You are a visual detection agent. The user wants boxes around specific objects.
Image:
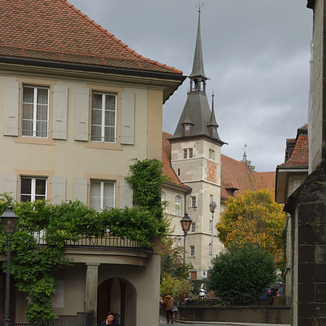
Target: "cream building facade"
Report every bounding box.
[0,1,185,325]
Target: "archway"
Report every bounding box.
[97,278,136,326]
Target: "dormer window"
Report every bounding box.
[183,123,192,136]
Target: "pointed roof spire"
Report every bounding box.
[207,92,219,127]
[189,7,207,80]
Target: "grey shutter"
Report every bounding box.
[4,81,19,136]
[53,85,68,140]
[74,87,89,141]
[119,180,133,208]
[51,176,66,204]
[120,92,135,145]
[1,174,17,200]
[73,177,88,204]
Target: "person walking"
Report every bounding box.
[163,293,174,324]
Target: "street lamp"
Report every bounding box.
[209,201,217,268]
[1,206,18,326]
[180,213,192,264]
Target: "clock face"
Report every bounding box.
[207,162,217,183]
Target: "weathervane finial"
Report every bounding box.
[196,1,204,12]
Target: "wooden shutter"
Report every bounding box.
[119,179,133,208]
[4,81,19,136]
[53,85,68,140]
[73,177,88,204]
[74,87,90,141]
[1,174,17,200]
[120,92,135,145]
[51,176,66,204]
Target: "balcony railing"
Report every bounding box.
[64,235,143,249]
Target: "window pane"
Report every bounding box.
[104,127,115,142]
[92,93,102,109]
[22,104,33,119]
[35,179,46,195]
[105,111,115,127]
[36,121,47,137]
[103,182,114,208]
[22,120,33,136]
[90,181,101,197]
[21,195,31,202]
[91,126,101,141]
[21,178,31,195]
[91,109,102,125]
[37,88,48,105]
[105,95,115,111]
[23,87,34,103]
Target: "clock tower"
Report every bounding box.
[169,8,226,279]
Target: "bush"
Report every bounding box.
[208,244,277,302]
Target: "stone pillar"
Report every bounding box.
[86,263,100,326]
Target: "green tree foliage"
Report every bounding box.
[0,158,168,322]
[216,189,285,265]
[208,245,277,303]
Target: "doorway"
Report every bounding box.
[97,278,136,326]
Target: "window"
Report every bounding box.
[161,192,166,211]
[90,180,115,211]
[210,194,214,203]
[22,86,49,138]
[178,169,180,176]
[175,195,181,216]
[20,177,47,202]
[209,243,212,255]
[209,149,215,160]
[91,92,117,143]
[190,245,195,256]
[183,148,194,159]
[191,222,196,232]
[191,196,196,207]
[189,148,193,158]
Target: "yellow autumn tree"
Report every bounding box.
[216,189,285,265]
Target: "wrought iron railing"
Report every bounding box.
[64,234,144,249]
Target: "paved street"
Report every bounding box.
[159,316,289,326]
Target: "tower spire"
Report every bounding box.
[189,6,207,93]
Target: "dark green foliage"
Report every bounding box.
[125,158,166,218]
[208,244,276,304]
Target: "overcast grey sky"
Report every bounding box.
[69,0,312,172]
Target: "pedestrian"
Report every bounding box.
[100,312,120,326]
[163,293,174,324]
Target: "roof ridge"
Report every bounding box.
[61,0,183,75]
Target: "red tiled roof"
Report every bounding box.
[221,154,276,200]
[162,132,191,191]
[0,0,183,75]
[278,134,309,168]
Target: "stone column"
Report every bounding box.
[86,263,100,326]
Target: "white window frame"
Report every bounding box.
[91,92,117,143]
[90,180,115,211]
[191,222,196,232]
[191,196,196,207]
[20,177,47,202]
[190,245,195,256]
[22,85,49,138]
[175,195,181,216]
[183,148,187,159]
